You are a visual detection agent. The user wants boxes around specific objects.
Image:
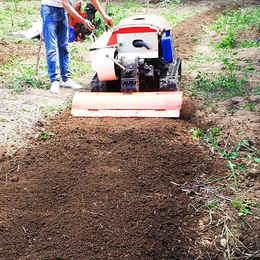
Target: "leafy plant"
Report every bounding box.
[209,103,217,113]
[40,105,60,114]
[43,132,55,141]
[192,52,223,63]
[212,8,260,33]
[189,127,221,149]
[191,36,199,42]
[230,108,238,115]
[7,84,23,94]
[252,84,260,95]
[239,40,260,48]
[189,128,259,171]
[1,118,7,122]
[40,101,72,114]
[244,101,256,111]
[192,58,249,100]
[218,31,237,49]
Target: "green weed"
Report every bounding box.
[43,132,55,141]
[209,103,217,113]
[122,0,144,9]
[252,84,260,95]
[193,71,246,100]
[204,198,221,225]
[229,108,238,115]
[189,127,221,150]
[0,1,40,39]
[64,100,72,109]
[40,105,60,114]
[7,84,23,94]
[160,0,181,6]
[239,40,260,48]
[212,8,260,33]
[69,60,92,78]
[189,128,260,174]
[218,31,237,49]
[1,56,50,89]
[192,58,250,100]
[191,36,199,42]
[162,11,197,26]
[40,101,72,114]
[244,101,256,111]
[192,52,223,63]
[190,127,260,256]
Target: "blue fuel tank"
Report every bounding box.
[161,30,174,63]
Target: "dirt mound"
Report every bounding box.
[172,8,221,59]
[0,40,38,67]
[1,111,227,260]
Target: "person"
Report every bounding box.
[41,0,113,94]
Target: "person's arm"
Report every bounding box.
[89,0,113,27]
[62,0,95,31]
[62,0,113,31]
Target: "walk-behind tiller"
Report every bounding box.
[71,15,183,117]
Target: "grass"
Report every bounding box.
[40,100,72,114]
[252,84,260,95]
[212,8,260,33]
[189,127,260,258]
[161,10,198,26]
[0,1,40,39]
[239,40,260,48]
[189,127,260,180]
[191,61,247,100]
[186,52,258,101]
[185,7,260,103]
[1,56,50,91]
[211,8,260,50]
[244,101,256,111]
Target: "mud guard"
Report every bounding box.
[71,91,183,118]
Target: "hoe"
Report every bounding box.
[71,15,183,117]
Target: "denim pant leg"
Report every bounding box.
[41,5,59,82]
[41,5,70,82]
[57,16,70,82]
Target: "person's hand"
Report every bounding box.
[83,19,95,31]
[103,14,113,28]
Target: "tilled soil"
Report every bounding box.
[1,112,227,260]
[0,5,259,260]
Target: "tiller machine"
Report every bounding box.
[71,15,183,117]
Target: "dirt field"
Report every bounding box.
[1,1,260,260]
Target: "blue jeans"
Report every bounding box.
[41,5,70,82]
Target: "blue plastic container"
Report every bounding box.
[161,30,173,63]
[68,26,75,42]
